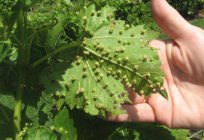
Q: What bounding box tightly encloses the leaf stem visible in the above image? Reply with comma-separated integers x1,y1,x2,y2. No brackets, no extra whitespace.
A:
30,42,81,69
13,3,27,139
13,71,25,140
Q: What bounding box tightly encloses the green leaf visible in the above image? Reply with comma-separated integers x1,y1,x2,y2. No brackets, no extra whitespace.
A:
41,5,165,116
0,41,11,63
65,0,74,6
9,47,18,61
79,5,115,32
169,129,190,140
41,58,128,116
0,0,17,13
37,91,55,118
0,93,15,110
192,18,204,29
22,126,57,140
53,107,77,140
108,123,190,140
81,5,164,97
0,93,15,139
45,14,68,48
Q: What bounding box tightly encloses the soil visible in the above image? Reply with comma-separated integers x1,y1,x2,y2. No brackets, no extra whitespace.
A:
198,9,204,18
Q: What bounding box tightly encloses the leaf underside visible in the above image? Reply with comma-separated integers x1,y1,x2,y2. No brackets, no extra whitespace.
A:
41,5,166,116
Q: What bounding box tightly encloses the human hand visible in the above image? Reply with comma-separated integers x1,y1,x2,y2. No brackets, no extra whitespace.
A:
107,0,204,128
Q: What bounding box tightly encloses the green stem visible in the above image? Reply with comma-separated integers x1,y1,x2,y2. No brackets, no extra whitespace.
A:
13,71,25,140
30,42,81,69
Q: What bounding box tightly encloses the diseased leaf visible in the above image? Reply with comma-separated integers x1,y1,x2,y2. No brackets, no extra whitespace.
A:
84,21,163,95
81,5,165,96
79,5,115,32
41,58,128,116
41,5,165,117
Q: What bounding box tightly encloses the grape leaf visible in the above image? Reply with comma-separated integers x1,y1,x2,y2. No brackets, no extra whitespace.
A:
45,14,68,48
0,93,15,110
79,5,115,32
53,107,77,140
22,125,57,140
81,5,166,96
41,5,166,116
169,129,190,140
108,123,190,140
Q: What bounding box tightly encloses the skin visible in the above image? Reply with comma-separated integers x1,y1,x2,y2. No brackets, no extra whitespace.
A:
107,0,204,128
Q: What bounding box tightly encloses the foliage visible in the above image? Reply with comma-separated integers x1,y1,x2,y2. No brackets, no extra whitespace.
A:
168,0,204,18
93,0,204,30
0,0,195,140
93,0,155,29
192,18,204,29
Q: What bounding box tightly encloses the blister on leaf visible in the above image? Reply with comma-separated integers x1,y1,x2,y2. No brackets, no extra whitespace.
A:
41,5,166,117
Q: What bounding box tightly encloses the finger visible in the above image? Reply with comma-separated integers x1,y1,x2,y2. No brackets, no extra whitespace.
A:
148,93,172,126
149,39,166,50
147,79,172,127
149,39,175,84
126,86,147,104
107,104,155,122
150,39,176,61
151,0,194,41
149,39,167,71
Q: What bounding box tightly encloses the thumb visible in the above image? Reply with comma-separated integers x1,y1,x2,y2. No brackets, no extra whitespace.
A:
151,0,194,41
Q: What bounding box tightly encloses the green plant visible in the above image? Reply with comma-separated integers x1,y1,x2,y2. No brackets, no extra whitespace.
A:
93,0,155,28
94,0,204,29
168,0,204,18
192,18,204,29
0,0,191,140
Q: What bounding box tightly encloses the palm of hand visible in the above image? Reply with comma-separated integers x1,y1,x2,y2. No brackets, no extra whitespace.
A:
108,0,204,128
150,29,204,128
